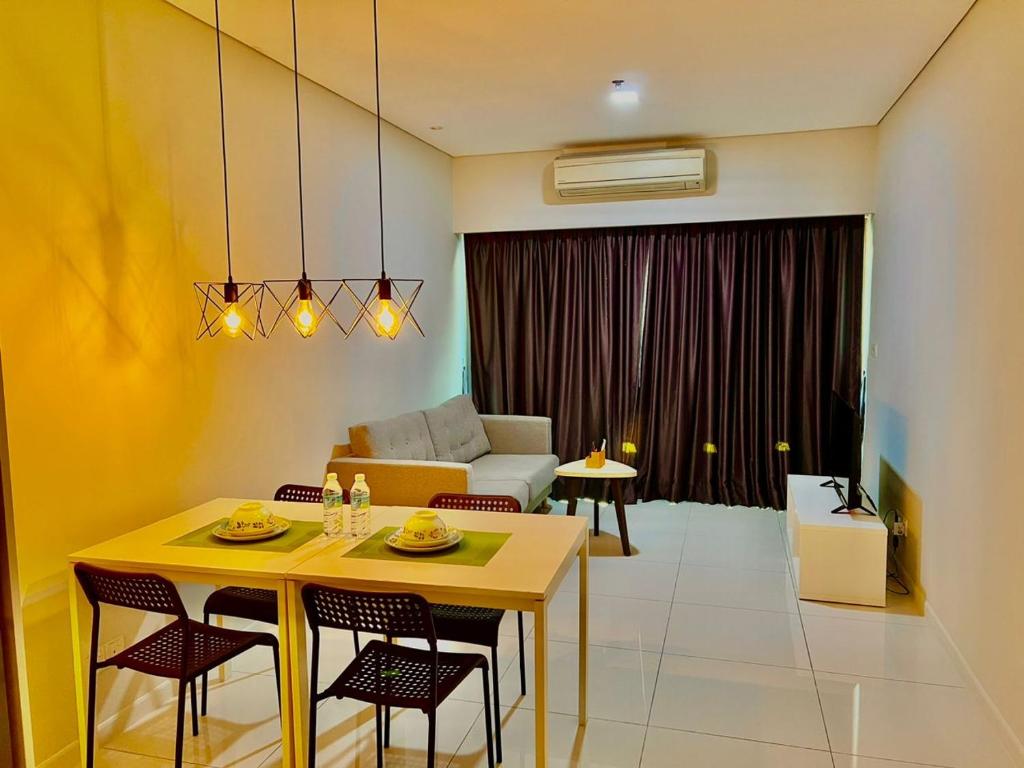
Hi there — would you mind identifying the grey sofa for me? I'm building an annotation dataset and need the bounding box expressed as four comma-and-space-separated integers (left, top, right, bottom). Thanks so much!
325, 395, 558, 512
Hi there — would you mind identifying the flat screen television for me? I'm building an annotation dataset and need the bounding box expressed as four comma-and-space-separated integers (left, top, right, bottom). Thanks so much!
825, 389, 867, 513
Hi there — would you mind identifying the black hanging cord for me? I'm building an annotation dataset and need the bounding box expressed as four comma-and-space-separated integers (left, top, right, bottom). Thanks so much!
214, 0, 232, 281
290, 0, 308, 279
373, 0, 386, 277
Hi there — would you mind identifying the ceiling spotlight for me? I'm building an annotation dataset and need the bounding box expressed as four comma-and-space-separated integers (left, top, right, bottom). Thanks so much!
429, 125, 444, 131
609, 79, 639, 107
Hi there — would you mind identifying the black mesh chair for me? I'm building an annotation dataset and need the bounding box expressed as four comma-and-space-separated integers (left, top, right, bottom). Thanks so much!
74, 563, 280, 768
303, 585, 495, 768
201, 483, 335, 713
427, 492, 525, 763
274, 483, 333, 505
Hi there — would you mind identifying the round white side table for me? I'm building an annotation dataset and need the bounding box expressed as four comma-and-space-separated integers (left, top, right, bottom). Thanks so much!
555, 459, 637, 556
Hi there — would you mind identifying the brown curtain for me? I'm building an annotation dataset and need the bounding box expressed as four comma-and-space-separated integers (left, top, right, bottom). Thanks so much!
635, 216, 863, 508
466, 215, 863, 509
465, 228, 648, 497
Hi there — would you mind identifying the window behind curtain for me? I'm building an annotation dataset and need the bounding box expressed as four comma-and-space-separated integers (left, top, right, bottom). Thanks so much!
465, 215, 864, 509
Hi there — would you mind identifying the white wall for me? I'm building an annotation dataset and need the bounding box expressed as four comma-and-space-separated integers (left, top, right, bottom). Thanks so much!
0, 0, 460, 762
864, 0, 1024, 753
453, 127, 877, 233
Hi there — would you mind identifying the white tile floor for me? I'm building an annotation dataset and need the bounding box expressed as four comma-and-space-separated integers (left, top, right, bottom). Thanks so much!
96, 499, 1020, 768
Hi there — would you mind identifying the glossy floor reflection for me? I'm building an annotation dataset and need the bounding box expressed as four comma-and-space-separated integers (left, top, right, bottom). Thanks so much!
97, 499, 1017, 767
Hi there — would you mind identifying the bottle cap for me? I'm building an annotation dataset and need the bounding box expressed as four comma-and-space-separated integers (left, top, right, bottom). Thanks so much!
355, 473, 365, 482
326, 472, 337, 481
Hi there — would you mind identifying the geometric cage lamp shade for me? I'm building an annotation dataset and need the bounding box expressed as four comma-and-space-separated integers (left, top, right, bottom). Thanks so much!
351, 0, 426, 341
262, 277, 348, 339
262, 0, 348, 340
193, 279, 266, 340
194, 0, 265, 341
344, 276, 424, 339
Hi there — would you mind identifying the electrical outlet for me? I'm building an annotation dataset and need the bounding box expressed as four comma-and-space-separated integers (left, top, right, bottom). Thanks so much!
99, 635, 125, 661
893, 520, 907, 537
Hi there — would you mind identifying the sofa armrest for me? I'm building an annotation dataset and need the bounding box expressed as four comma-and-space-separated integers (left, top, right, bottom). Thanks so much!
480, 414, 552, 455
330, 443, 353, 460
324, 456, 472, 508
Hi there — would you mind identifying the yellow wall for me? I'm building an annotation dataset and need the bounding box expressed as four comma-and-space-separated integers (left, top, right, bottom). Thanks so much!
864, 0, 1024, 753
0, 0, 459, 763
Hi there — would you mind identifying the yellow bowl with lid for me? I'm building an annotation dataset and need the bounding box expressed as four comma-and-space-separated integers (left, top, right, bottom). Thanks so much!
225, 501, 277, 536
399, 510, 449, 545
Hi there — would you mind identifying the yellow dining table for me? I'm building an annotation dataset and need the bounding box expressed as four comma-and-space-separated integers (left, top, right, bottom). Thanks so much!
67, 497, 334, 768
285, 505, 589, 768
68, 500, 589, 768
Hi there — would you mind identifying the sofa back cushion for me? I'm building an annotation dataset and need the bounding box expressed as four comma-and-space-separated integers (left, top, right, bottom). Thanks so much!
349, 411, 437, 461
423, 395, 491, 463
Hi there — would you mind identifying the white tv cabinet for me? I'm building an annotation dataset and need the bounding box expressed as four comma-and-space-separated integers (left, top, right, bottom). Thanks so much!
786, 474, 887, 607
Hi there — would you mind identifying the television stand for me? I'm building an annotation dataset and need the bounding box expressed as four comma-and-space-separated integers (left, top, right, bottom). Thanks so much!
786, 474, 886, 606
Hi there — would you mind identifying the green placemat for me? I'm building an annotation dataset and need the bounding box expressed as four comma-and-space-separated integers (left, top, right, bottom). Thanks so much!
166, 519, 323, 553
342, 527, 510, 567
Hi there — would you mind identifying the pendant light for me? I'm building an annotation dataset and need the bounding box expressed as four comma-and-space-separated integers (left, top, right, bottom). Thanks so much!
264, 0, 347, 338
348, 0, 424, 340
194, 0, 265, 340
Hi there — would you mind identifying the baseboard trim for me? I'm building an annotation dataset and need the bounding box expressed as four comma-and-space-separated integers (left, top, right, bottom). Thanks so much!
35, 741, 76, 768
890, 546, 926, 609
95, 677, 175, 743
926, 599, 1024, 767
35, 675, 177, 768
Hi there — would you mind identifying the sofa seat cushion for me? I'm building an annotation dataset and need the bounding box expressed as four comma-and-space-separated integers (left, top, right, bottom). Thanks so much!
470, 479, 530, 512
470, 453, 558, 502
423, 395, 491, 463
349, 411, 437, 461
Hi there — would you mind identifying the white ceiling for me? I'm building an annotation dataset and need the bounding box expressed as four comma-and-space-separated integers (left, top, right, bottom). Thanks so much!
166, 0, 973, 157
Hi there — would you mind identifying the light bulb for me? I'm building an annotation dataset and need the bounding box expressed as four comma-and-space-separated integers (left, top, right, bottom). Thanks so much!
375, 299, 397, 336
294, 298, 317, 337
222, 303, 244, 338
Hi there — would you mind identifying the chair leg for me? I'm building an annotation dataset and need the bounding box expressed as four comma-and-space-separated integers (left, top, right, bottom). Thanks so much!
374, 704, 384, 768
517, 610, 527, 695
307, 690, 319, 768
174, 680, 188, 768
383, 634, 391, 748
426, 711, 437, 768
491, 646, 503, 764
201, 611, 210, 716
481, 667, 495, 768
85, 663, 98, 768
272, 643, 282, 714
353, 630, 361, 655
190, 678, 199, 736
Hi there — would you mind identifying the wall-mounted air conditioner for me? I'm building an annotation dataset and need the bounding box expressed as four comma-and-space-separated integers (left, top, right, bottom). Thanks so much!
553, 147, 706, 199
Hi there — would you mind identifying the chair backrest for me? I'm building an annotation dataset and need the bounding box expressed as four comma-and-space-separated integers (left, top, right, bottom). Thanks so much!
74, 563, 187, 619
428, 492, 521, 515
275, 483, 334, 504
302, 584, 436, 644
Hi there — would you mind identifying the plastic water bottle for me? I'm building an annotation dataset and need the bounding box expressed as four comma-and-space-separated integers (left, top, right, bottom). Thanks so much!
349, 473, 371, 538
322, 472, 344, 538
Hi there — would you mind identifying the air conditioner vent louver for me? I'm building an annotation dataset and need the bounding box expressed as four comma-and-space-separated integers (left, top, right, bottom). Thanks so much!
553, 148, 706, 199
